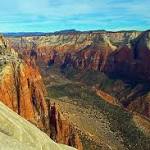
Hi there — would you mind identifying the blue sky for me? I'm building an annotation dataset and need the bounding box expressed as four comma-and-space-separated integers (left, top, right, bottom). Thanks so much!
0, 0, 150, 32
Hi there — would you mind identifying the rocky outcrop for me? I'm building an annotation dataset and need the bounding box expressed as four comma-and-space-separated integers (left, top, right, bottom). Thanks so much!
133, 30, 150, 53
105, 31, 150, 81
0, 101, 76, 150
0, 46, 48, 130
48, 102, 83, 150
0, 36, 82, 149
56, 111, 82, 148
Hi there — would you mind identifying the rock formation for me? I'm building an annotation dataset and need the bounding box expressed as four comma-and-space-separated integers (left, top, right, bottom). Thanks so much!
0, 35, 82, 149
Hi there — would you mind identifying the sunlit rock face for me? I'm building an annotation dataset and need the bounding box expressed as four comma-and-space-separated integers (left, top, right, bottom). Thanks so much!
0, 36, 83, 149
0, 102, 76, 150
0, 43, 48, 130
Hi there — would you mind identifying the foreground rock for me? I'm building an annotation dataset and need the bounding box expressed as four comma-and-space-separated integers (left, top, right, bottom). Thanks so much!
0, 102, 76, 150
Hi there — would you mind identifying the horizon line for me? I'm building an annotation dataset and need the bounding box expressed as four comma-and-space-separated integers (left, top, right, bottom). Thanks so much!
1, 29, 150, 34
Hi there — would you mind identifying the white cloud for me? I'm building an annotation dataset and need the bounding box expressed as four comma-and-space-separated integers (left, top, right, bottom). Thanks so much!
0, 0, 149, 32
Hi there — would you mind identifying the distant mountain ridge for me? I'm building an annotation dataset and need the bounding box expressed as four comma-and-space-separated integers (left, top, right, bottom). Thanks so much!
1, 29, 145, 37
2, 32, 47, 37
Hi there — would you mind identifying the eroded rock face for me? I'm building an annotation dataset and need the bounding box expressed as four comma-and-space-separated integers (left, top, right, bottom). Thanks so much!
70, 35, 115, 71
134, 30, 150, 52
7, 31, 140, 65
47, 102, 83, 150
0, 58, 48, 130
0, 36, 82, 149
56, 111, 82, 149
105, 31, 150, 80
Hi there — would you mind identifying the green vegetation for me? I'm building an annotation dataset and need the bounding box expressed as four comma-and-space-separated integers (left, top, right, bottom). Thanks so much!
48, 83, 98, 104
80, 70, 115, 90
62, 66, 80, 80
80, 135, 102, 150
63, 68, 116, 91
48, 83, 150, 150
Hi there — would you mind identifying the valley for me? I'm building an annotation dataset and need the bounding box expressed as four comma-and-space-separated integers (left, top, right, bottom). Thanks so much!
41, 64, 150, 150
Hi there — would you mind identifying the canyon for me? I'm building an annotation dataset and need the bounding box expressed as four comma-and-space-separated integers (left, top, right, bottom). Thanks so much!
7, 30, 150, 118
1, 30, 150, 149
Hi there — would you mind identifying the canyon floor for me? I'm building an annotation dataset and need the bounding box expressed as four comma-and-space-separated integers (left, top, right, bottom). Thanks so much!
40, 65, 150, 150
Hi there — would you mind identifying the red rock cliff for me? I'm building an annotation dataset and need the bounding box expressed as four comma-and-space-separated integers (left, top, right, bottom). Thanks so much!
0, 36, 82, 150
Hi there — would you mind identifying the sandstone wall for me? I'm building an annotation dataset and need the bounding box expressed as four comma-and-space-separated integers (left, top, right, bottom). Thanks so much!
0, 36, 82, 150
